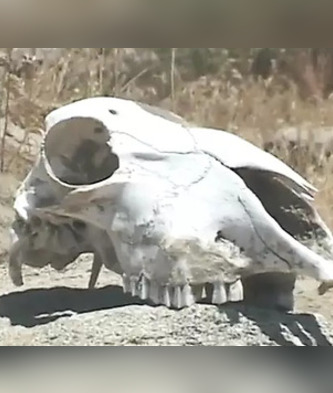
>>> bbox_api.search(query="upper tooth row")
[122,274,243,309]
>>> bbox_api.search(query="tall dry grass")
[1,48,333,225]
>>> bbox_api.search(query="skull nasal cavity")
[44,117,119,186]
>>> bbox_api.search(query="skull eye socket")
[44,117,119,186]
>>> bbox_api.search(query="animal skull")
[9,97,333,310]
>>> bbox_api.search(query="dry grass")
[1,48,333,226]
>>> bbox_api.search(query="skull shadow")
[222,303,333,346]
[0,285,147,328]
[0,286,331,346]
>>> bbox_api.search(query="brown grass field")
[1,48,333,324]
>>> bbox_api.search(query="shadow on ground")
[0,285,149,328]
[222,304,333,346]
[0,285,331,346]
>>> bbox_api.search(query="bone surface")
[9,97,333,311]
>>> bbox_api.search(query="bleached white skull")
[9,97,333,310]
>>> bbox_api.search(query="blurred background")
[0,351,324,393]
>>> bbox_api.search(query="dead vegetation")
[1,48,333,225]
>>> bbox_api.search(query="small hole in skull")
[215,230,224,241]
[109,109,118,115]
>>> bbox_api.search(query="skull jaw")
[8,218,297,312]
[6,224,299,312]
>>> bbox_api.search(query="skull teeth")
[122,274,131,293]
[172,286,182,309]
[139,275,149,300]
[122,274,244,309]
[181,284,195,308]
[227,280,243,302]
[162,286,171,308]
[212,282,227,305]
[130,277,137,297]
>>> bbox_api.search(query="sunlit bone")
[9,97,333,310]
